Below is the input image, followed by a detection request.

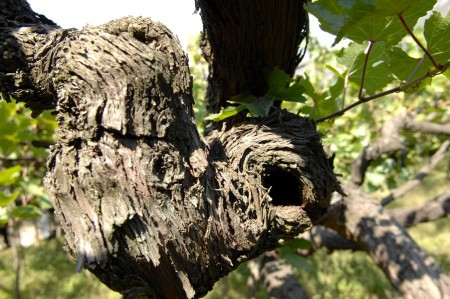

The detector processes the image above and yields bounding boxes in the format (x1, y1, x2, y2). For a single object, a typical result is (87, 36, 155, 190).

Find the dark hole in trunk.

(262, 167, 302, 206)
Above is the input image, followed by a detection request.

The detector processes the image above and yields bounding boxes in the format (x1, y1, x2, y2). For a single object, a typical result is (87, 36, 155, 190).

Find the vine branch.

(315, 60, 450, 123)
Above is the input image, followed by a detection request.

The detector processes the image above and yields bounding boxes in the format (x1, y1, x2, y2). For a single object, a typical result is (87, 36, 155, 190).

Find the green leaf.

(284, 238, 313, 250)
(205, 105, 245, 122)
(0, 207, 8, 224)
(236, 95, 274, 118)
(346, 0, 435, 36)
(278, 239, 314, 269)
(280, 251, 312, 270)
(21, 181, 47, 198)
(337, 42, 393, 93)
(265, 68, 307, 103)
(372, 0, 423, 16)
(230, 93, 275, 117)
(34, 196, 53, 210)
(11, 205, 42, 219)
(306, 0, 348, 39)
(328, 73, 346, 101)
(386, 47, 422, 81)
(0, 191, 20, 207)
(0, 165, 22, 186)
(424, 11, 450, 64)
(307, 0, 436, 46)
(311, 96, 340, 120)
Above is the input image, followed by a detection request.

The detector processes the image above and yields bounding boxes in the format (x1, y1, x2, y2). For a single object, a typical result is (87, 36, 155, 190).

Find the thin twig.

(315, 86, 400, 122)
(398, 14, 441, 70)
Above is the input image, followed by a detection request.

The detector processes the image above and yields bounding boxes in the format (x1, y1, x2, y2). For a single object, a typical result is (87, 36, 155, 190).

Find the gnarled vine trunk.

(0, 0, 340, 298)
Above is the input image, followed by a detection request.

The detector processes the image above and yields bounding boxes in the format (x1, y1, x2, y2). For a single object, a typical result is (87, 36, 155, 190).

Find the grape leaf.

(328, 71, 346, 101)
(265, 67, 307, 103)
(0, 208, 7, 224)
(204, 105, 245, 122)
(0, 165, 22, 186)
(337, 42, 393, 93)
(372, 0, 423, 16)
(0, 191, 20, 207)
(386, 47, 422, 81)
(207, 68, 308, 121)
(310, 96, 340, 120)
(307, 0, 436, 46)
(242, 97, 274, 117)
(425, 11, 450, 64)
(12, 205, 42, 219)
(207, 95, 274, 120)
(401, 76, 432, 94)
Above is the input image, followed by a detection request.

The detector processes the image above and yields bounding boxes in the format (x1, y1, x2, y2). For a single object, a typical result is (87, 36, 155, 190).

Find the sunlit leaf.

(0, 207, 8, 224)
(0, 191, 20, 207)
(424, 11, 450, 64)
(311, 96, 340, 120)
(0, 165, 22, 186)
(401, 76, 432, 93)
(21, 181, 47, 198)
(34, 196, 53, 210)
(386, 47, 422, 81)
(284, 238, 313, 250)
(204, 105, 245, 122)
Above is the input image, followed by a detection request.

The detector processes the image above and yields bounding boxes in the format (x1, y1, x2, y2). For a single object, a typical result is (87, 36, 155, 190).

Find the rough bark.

(324, 187, 450, 299)
(0, 1, 340, 298)
(248, 251, 309, 299)
(304, 189, 450, 253)
(390, 191, 450, 227)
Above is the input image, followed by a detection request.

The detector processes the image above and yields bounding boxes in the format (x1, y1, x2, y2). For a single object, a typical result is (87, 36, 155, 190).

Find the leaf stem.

(398, 14, 441, 70)
(358, 41, 374, 100)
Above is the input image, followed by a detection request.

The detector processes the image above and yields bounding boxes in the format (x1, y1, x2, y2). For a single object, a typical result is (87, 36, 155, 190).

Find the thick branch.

(351, 111, 450, 186)
(0, 0, 59, 114)
(322, 187, 450, 298)
(248, 251, 309, 299)
(381, 139, 450, 206)
(305, 190, 450, 252)
(390, 191, 450, 227)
